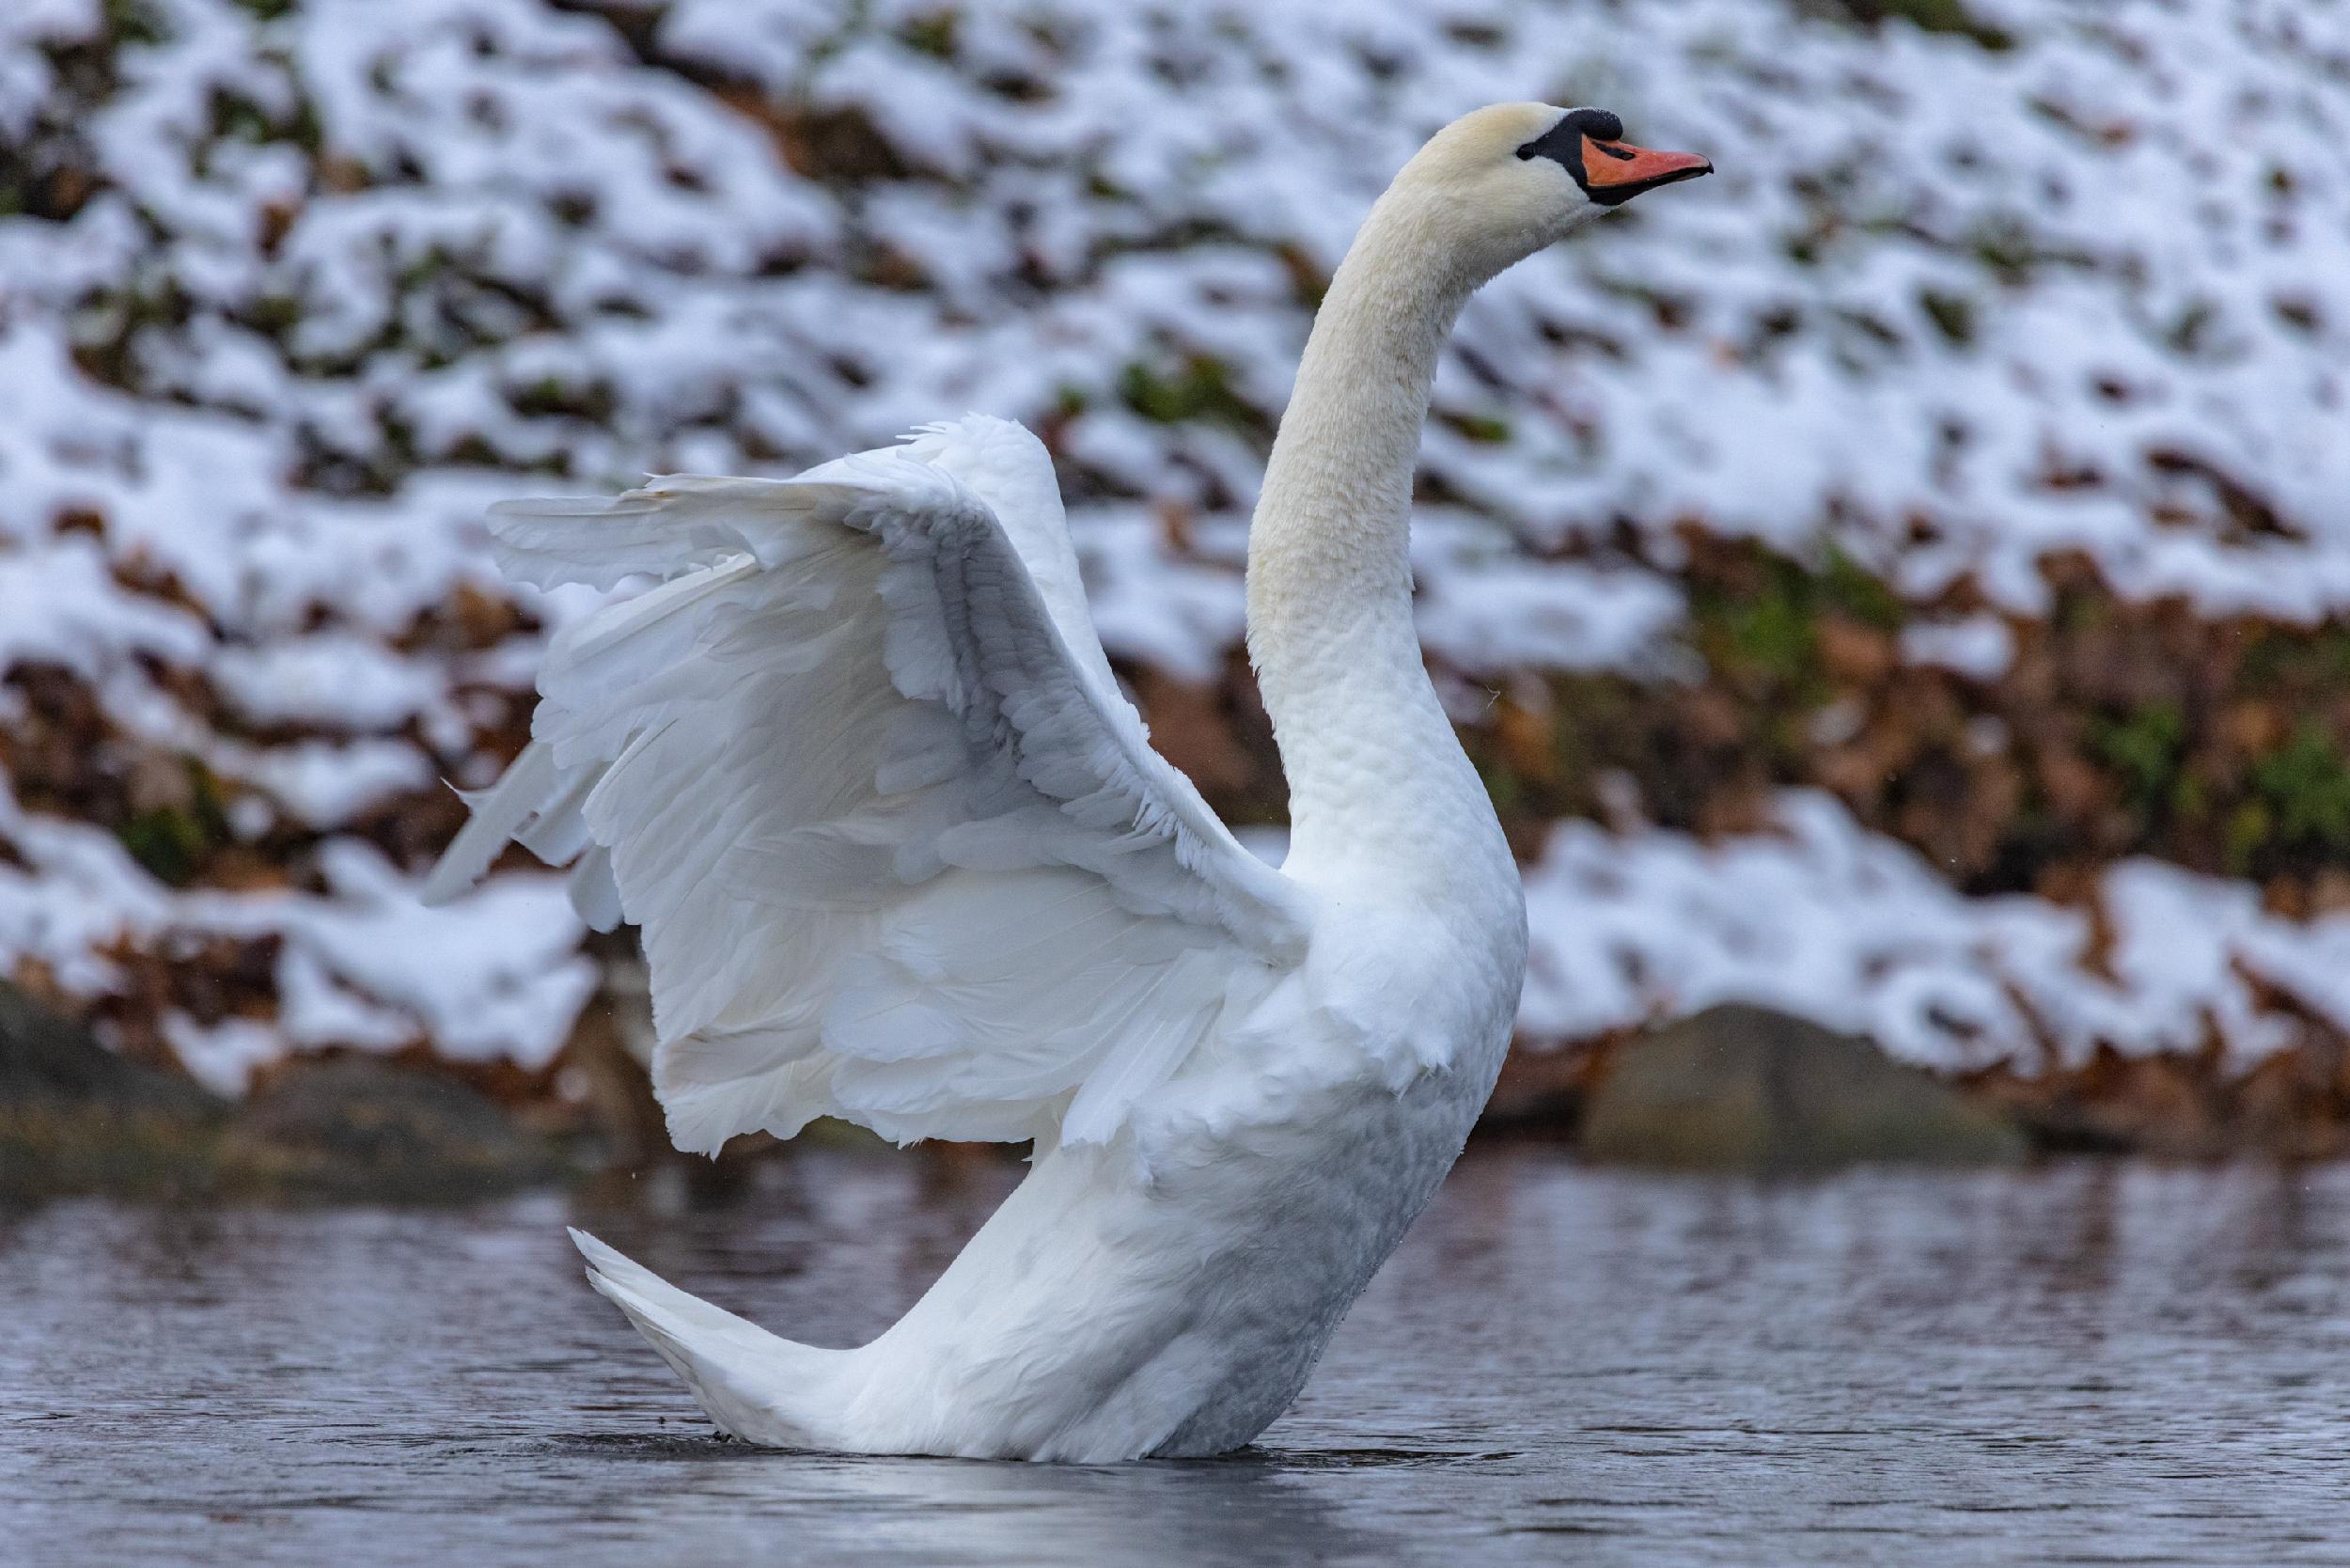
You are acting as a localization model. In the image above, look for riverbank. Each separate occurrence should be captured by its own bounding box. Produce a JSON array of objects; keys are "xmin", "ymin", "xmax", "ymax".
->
[{"xmin": 14, "ymin": 977, "xmax": 2350, "ymax": 1206}]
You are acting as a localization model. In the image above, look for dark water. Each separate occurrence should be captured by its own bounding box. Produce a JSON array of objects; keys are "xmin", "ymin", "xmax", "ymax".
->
[{"xmin": 5, "ymin": 1150, "xmax": 2349, "ymax": 1566}]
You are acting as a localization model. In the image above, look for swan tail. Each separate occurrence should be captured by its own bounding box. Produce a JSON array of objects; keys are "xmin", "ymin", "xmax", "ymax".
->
[{"xmin": 569, "ymin": 1228, "xmax": 846, "ymax": 1447}]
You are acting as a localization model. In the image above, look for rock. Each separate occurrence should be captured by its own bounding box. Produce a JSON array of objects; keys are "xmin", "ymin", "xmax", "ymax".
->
[
  {"xmin": 1481, "ymin": 1042, "xmax": 1596, "ymax": 1129},
  {"xmin": 219, "ymin": 1057, "xmax": 560, "ymax": 1201},
  {"xmin": 0, "ymin": 982, "xmax": 219, "ymax": 1114},
  {"xmin": 0, "ymin": 981, "xmax": 564, "ymax": 1200},
  {"xmin": 1579, "ymin": 1003, "xmax": 2027, "ymax": 1169},
  {"xmin": 0, "ymin": 981, "xmax": 228, "ymax": 1198}
]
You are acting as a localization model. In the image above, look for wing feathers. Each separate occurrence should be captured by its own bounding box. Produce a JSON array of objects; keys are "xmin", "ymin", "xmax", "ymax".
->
[
  {"xmin": 419, "ymin": 741, "xmax": 556, "ymax": 905},
  {"xmin": 428, "ymin": 416, "xmax": 1308, "ymax": 1152}
]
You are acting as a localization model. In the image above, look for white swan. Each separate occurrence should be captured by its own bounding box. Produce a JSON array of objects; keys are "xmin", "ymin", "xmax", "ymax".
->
[{"xmin": 426, "ymin": 102, "xmax": 1708, "ymax": 1461}]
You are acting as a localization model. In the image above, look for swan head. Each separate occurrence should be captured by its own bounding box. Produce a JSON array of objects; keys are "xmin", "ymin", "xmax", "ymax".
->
[{"xmin": 1389, "ymin": 103, "xmax": 1711, "ymax": 278}]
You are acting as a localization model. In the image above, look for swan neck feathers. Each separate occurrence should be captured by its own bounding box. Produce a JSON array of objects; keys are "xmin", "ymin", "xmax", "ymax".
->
[{"xmin": 1245, "ymin": 124, "xmax": 1537, "ymax": 886}]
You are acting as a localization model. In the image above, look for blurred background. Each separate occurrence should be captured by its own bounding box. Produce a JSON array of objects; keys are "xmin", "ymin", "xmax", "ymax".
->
[
  {"xmin": 10, "ymin": 4, "xmax": 2350, "ymax": 1561},
  {"xmin": 2, "ymin": 0, "xmax": 2348, "ymax": 1197}
]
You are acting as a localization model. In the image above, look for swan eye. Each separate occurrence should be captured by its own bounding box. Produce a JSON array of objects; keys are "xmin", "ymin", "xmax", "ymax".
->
[{"xmin": 1514, "ymin": 107, "xmax": 1624, "ymax": 164}]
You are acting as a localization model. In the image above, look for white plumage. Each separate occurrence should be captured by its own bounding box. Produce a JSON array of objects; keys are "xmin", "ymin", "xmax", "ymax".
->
[
  {"xmin": 426, "ymin": 102, "xmax": 1706, "ymax": 1460},
  {"xmin": 429, "ymin": 419, "xmax": 1304, "ymax": 1153}
]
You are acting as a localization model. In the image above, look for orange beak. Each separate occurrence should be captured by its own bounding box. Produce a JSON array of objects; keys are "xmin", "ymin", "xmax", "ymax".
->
[{"xmin": 1580, "ymin": 138, "xmax": 1713, "ymax": 205}]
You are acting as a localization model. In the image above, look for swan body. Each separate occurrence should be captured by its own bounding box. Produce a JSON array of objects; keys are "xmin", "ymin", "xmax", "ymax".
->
[{"xmin": 427, "ymin": 102, "xmax": 1708, "ymax": 1461}]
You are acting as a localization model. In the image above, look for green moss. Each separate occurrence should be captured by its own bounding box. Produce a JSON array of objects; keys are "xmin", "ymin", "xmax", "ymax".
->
[
  {"xmin": 2170, "ymin": 770, "xmax": 2208, "ymax": 824},
  {"xmin": 509, "ymin": 375, "xmax": 616, "ymax": 423},
  {"xmin": 1967, "ymin": 217, "xmax": 2043, "ymax": 282},
  {"xmin": 1117, "ymin": 354, "xmax": 1258, "ymax": 432},
  {"xmin": 2252, "ymin": 725, "xmax": 2350, "ymax": 854},
  {"xmin": 102, "ymin": 0, "xmax": 168, "ymax": 46},
  {"xmin": 2239, "ymin": 624, "xmax": 2350, "ymax": 691},
  {"xmin": 2057, "ymin": 588, "xmax": 2111, "ymax": 638},
  {"xmin": 2090, "ymin": 701, "xmax": 2186, "ymax": 816},
  {"xmin": 1445, "ymin": 413, "xmax": 1512, "ymax": 445},
  {"xmin": 208, "ymin": 88, "xmax": 277, "ymax": 145},
  {"xmin": 1727, "ymin": 582, "xmax": 1816, "ymax": 682},
  {"xmin": 1919, "ymin": 288, "xmax": 1977, "ymax": 346},
  {"xmin": 1820, "ymin": 545, "xmax": 1904, "ymax": 631},
  {"xmin": 395, "ymin": 246, "xmax": 453, "ymax": 293},
  {"xmin": 243, "ymin": 293, "xmax": 302, "ymax": 337},
  {"xmin": 898, "ymin": 10, "xmax": 962, "ymax": 61},
  {"xmin": 1694, "ymin": 555, "xmax": 1828, "ymax": 704},
  {"xmin": 1686, "ymin": 543, "xmax": 1904, "ymax": 711},
  {"xmin": 2224, "ymin": 800, "xmax": 2273, "ymax": 873},
  {"xmin": 117, "ymin": 760, "xmax": 230, "ymax": 886},
  {"xmin": 119, "ymin": 808, "xmax": 208, "ymax": 886}
]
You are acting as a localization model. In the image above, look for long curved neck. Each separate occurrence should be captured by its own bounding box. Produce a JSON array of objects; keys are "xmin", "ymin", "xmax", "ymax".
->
[{"xmin": 1246, "ymin": 198, "xmax": 1504, "ymax": 888}]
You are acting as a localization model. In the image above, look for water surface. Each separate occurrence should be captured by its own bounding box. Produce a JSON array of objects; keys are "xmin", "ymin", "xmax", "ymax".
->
[{"xmin": 5, "ymin": 1150, "xmax": 2348, "ymax": 1565}]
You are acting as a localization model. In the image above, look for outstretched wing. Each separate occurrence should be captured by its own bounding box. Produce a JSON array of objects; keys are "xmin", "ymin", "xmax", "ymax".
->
[{"xmin": 426, "ymin": 416, "xmax": 1308, "ymax": 1152}]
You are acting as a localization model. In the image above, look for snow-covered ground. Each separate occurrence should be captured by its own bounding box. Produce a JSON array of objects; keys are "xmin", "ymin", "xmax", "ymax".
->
[
  {"xmin": 1521, "ymin": 792, "xmax": 2350, "ymax": 1073},
  {"xmin": 2, "ymin": 0, "xmax": 2345, "ymax": 1085}
]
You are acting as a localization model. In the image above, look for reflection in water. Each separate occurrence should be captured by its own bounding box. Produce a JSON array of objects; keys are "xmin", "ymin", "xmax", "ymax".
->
[
  {"xmin": 5, "ymin": 1152, "xmax": 2350, "ymax": 1566},
  {"xmin": 541, "ymin": 1441, "xmax": 1407, "ymax": 1567}
]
